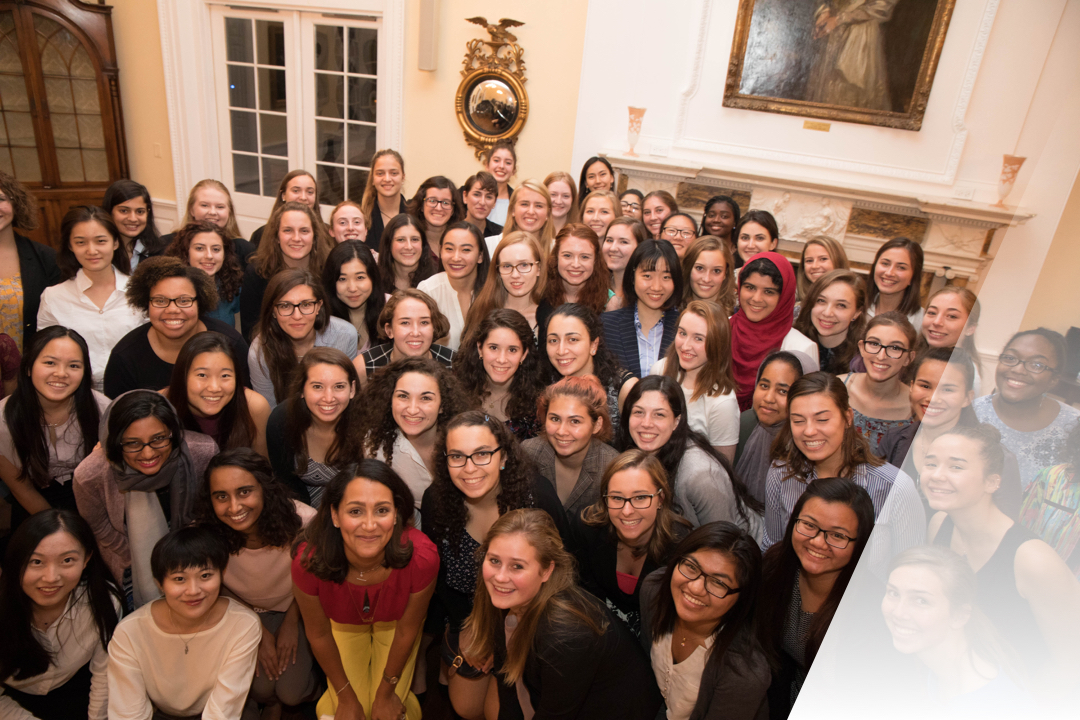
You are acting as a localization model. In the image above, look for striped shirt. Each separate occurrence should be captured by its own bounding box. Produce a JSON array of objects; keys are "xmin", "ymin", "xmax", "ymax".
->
[{"xmin": 762, "ymin": 460, "xmax": 926, "ymax": 576}]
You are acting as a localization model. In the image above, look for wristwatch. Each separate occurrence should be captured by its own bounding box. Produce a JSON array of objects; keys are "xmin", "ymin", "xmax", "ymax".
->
[{"xmin": 383, "ymin": 674, "xmax": 400, "ymax": 686}]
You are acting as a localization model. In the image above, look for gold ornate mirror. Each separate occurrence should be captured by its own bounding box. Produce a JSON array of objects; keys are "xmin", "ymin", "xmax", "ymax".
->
[{"xmin": 456, "ymin": 18, "xmax": 528, "ymax": 159}]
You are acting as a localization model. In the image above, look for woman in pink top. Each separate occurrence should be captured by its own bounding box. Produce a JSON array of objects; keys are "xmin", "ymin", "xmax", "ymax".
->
[{"xmin": 195, "ymin": 448, "xmax": 318, "ymax": 716}]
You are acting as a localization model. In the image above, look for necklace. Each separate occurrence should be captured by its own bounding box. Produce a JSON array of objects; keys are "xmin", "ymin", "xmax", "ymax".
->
[
  {"xmin": 353, "ymin": 560, "xmax": 385, "ymax": 581},
  {"xmin": 169, "ymin": 606, "xmax": 213, "ymax": 655}
]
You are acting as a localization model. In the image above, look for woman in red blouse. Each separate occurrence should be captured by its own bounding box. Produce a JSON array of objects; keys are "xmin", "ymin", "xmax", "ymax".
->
[{"xmin": 292, "ymin": 459, "xmax": 439, "ymax": 720}]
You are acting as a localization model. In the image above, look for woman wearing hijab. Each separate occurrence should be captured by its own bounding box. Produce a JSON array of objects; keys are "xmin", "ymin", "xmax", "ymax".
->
[
  {"xmin": 73, "ymin": 390, "xmax": 218, "ymax": 607},
  {"xmin": 729, "ymin": 252, "xmax": 818, "ymax": 411}
]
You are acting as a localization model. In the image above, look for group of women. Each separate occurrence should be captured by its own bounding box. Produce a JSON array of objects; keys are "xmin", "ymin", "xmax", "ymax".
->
[{"xmin": 0, "ymin": 145, "xmax": 1078, "ymax": 720}]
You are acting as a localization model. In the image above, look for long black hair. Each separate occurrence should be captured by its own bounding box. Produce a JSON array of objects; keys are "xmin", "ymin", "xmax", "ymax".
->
[
  {"xmin": 377, "ymin": 213, "xmax": 436, "ymax": 288},
  {"xmin": 56, "ymin": 205, "xmax": 130, "ymax": 280},
  {"xmin": 0, "ymin": 509, "xmax": 122, "ymax": 681},
  {"xmin": 166, "ymin": 331, "xmax": 255, "ymax": 450},
  {"xmin": 756, "ymin": 477, "xmax": 875, "ymax": 670},
  {"xmin": 102, "ymin": 179, "xmax": 167, "ymax": 257},
  {"xmin": 322, "ymin": 240, "xmax": 387, "ymax": 347},
  {"xmin": 4, "ymin": 326, "xmax": 100, "ymax": 488},
  {"xmin": 648, "ymin": 522, "xmax": 764, "ymax": 680},
  {"xmin": 194, "ymin": 448, "xmax": 304, "ymax": 554},
  {"xmin": 617, "ymin": 375, "xmax": 764, "ymax": 521},
  {"xmin": 104, "ymin": 390, "xmax": 185, "ymax": 470}
]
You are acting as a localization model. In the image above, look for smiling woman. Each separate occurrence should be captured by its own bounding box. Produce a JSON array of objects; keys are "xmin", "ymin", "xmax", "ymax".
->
[{"xmin": 164, "ymin": 220, "xmax": 246, "ymax": 326}]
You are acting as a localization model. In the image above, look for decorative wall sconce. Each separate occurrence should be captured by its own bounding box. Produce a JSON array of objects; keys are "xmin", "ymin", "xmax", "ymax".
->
[{"xmin": 455, "ymin": 17, "xmax": 529, "ymax": 160}]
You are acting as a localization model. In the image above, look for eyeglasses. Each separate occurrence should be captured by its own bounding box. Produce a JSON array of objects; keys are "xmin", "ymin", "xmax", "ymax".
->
[
  {"xmin": 425, "ymin": 197, "xmax": 454, "ymax": 209},
  {"xmin": 861, "ymin": 339, "xmax": 909, "ymax": 359},
  {"xmin": 497, "ymin": 261, "xmax": 537, "ymax": 275},
  {"xmin": 677, "ymin": 557, "xmax": 739, "ymax": 599},
  {"xmin": 662, "ymin": 227, "xmax": 695, "ymax": 240},
  {"xmin": 794, "ymin": 518, "xmax": 856, "ymax": 549},
  {"xmin": 445, "ymin": 447, "xmax": 502, "ymax": 468},
  {"xmin": 274, "ymin": 300, "xmax": 319, "ymax": 316},
  {"xmin": 604, "ymin": 492, "xmax": 661, "ymax": 510},
  {"xmin": 998, "ymin": 354, "xmax": 1055, "ymax": 375},
  {"xmin": 120, "ymin": 434, "xmax": 172, "ymax": 454},
  {"xmin": 149, "ymin": 295, "xmax": 196, "ymax": 309},
  {"xmin": 620, "ymin": 201, "xmax": 640, "ymax": 212}
]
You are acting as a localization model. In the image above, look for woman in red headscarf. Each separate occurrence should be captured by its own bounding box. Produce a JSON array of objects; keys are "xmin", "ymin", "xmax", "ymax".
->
[{"xmin": 730, "ymin": 252, "xmax": 819, "ymax": 410}]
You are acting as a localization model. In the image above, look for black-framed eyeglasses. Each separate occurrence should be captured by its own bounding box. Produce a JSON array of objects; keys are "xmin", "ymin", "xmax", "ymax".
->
[
  {"xmin": 425, "ymin": 197, "xmax": 453, "ymax": 209},
  {"xmin": 149, "ymin": 295, "xmax": 196, "ymax": 309},
  {"xmin": 794, "ymin": 518, "xmax": 856, "ymax": 549},
  {"xmin": 274, "ymin": 300, "xmax": 319, "ymax": 316},
  {"xmin": 677, "ymin": 557, "xmax": 739, "ymax": 599},
  {"xmin": 497, "ymin": 261, "xmax": 537, "ymax": 275},
  {"xmin": 998, "ymin": 354, "xmax": 1055, "ymax": 375},
  {"xmin": 662, "ymin": 227, "xmax": 695, "ymax": 240},
  {"xmin": 120, "ymin": 434, "xmax": 172, "ymax": 454},
  {"xmin": 620, "ymin": 201, "xmax": 641, "ymax": 211},
  {"xmin": 445, "ymin": 447, "xmax": 502, "ymax": 468},
  {"xmin": 604, "ymin": 491, "xmax": 661, "ymax": 510},
  {"xmin": 861, "ymin": 339, "xmax": 909, "ymax": 359}
]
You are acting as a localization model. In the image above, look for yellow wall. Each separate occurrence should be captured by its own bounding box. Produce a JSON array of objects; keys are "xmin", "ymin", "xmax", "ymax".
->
[
  {"xmin": 1021, "ymin": 170, "xmax": 1080, "ymax": 335},
  {"xmin": 110, "ymin": 0, "xmax": 176, "ymax": 202},
  {"xmin": 401, "ymin": 0, "xmax": 588, "ymax": 193}
]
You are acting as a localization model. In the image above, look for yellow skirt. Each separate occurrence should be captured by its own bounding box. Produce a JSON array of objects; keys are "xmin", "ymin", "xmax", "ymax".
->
[{"xmin": 317, "ymin": 620, "xmax": 422, "ymax": 720}]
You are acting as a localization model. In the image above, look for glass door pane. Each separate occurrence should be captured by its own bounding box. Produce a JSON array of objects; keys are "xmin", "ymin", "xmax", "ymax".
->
[{"xmin": 0, "ymin": 11, "xmax": 40, "ymax": 182}]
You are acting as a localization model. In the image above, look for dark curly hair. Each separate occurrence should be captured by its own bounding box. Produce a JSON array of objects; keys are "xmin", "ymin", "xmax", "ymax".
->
[
  {"xmin": 295, "ymin": 459, "xmax": 415, "ymax": 583},
  {"xmin": 164, "ymin": 221, "xmax": 243, "ymax": 302},
  {"xmin": 195, "ymin": 448, "xmax": 304, "ymax": 554},
  {"xmin": 56, "ymin": 206, "xmax": 130, "ymax": 280},
  {"xmin": 424, "ymin": 411, "xmax": 537, "ymax": 553},
  {"xmin": 456, "ymin": 309, "xmax": 544, "ymax": 435},
  {"xmin": 539, "ymin": 303, "xmax": 624, "ymax": 390},
  {"xmin": 125, "ymin": 255, "xmax": 219, "ymax": 314},
  {"xmin": 358, "ymin": 357, "xmax": 476, "ymax": 465},
  {"xmin": 0, "ymin": 170, "xmax": 38, "ymax": 231}
]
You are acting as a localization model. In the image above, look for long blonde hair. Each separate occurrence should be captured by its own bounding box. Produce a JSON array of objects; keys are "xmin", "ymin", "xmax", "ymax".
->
[
  {"xmin": 502, "ymin": 180, "xmax": 556, "ymax": 255},
  {"xmin": 180, "ymin": 179, "xmax": 242, "ymax": 240},
  {"xmin": 797, "ymin": 236, "xmax": 850, "ymax": 302},
  {"xmin": 461, "ymin": 509, "xmax": 605, "ymax": 685},
  {"xmin": 360, "ymin": 149, "xmax": 405, "ymax": 228}
]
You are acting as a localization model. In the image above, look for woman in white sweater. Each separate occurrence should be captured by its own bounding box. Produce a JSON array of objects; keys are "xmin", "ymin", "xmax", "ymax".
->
[{"xmin": 107, "ymin": 526, "xmax": 261, "ymax": 720}]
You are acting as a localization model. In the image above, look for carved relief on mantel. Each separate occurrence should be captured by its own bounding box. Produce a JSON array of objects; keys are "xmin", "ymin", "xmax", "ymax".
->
[
  {"xmin": 604, "ymin": 151, "xmax": 1033, "ymax": 291},
  {"xmin": 748, "ymin": 188, "xmax": 853, "ymax": 243}
]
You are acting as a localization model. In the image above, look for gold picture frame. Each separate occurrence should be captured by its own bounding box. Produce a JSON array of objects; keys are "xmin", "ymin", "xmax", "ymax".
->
[
  {"xmin": 456, "ymin": 18, "xmax": 529, "ymax": 159},
  {"xmin": 722, "ymin": 0, "xmax": 956, "ymax": 131}
]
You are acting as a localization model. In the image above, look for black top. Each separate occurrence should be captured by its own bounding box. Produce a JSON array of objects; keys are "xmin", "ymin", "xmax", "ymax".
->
[
  {"xmin": 249, "ymin": 224, "xmax": 266, "ymax": 248},
  {"xmin": 363, "ymin": 196, "xmax": 408, "ymax": 253},
  {"xmin": 879, "ymin": 421, "xmax": 1024, "ymax": 519},
  {"xmin": 566, "ymin": 515, "xmax": 687, "ymax": 637},
  {"xmin": 238, "ymin": 264, "xmax": 270, "ymax": 342},
  {"xmin": 419, "ymin": 474, "xmax": 568, "ymax": 633},
  {"xmin": 481, "ymin": 219, "xmax": 504, "ymax": 238},
  {"xmin": 265, "ymin": 400, "xmax": 314, "ymax": 505},
  {"xmin": 158, "ymin": 233, "xmax": 256, "ymax": 271},
  {"xmin": 102, "ymin": 317, "xmax": 250, "ymax": 399},
  {"xmin": 600, "ymin": 305, "xmax": 680, "ymax": 378},
  {"xmin": 14, "ymin": 233, "xmax": 61, "ymax": 344},
  {"xmin": 933, "ymin": 516, "xmax": 1046, "ymax": 670},
  {"xmin": 494, "ymin": 590, "xmax": 662, "ymax": 720},
  {"xmin": 534, "ymin": 300, "xmax": 556, "ymax": 342},
  {"xmin": 639, "ymin": 570, "xmax": 770, "ymax": 720}
]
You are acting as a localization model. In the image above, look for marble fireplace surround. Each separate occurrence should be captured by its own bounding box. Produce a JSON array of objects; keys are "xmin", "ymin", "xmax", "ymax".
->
[{"xmin": 605, "ymin": 151, "xmax": 1034, "ymax": 296}]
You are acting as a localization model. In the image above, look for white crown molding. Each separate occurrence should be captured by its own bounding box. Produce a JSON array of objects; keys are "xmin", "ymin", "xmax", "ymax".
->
[{"xmin": 668, "ymin": 0, "xmax": 1000, "ymax": 185}]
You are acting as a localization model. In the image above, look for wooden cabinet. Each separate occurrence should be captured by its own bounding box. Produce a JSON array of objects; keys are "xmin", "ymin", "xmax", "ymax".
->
[{"xmin": 0, "ymin": 0, "xmax": 127, "ymax": 248}]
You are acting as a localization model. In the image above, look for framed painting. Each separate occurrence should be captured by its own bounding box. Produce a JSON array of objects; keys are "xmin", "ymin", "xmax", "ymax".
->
[{"xmin": 723, "ymin": 0, "xmax": 956, "ymax": 130}]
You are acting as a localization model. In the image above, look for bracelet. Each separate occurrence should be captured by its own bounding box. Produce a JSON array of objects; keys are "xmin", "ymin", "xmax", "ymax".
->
[{"xmin": 336, "ymin": 681, "xmax": 352, "ymax": 695}]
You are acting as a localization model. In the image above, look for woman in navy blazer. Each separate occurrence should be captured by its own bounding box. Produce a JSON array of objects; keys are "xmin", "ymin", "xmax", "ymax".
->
[{"xmin": 601, "ymin": 239, "xmax": 682, "ymax": 378}]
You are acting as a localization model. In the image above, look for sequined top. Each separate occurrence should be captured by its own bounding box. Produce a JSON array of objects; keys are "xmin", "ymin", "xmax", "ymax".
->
[{"xmin": 0, "ymin": 275, "xmax": 24, "ymax": 351}]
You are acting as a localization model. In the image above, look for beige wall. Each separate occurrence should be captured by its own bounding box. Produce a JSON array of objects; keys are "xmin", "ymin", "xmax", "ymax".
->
[
  {"xmin": 1021, "ymin": 171, "xmax": 1080, "ymax": 336},
  {"xmin": 401, "ymin": 0, "xmax": 588, "ymax": 194},
  {"xmin": 110, "ymin": 0, "xmax": 176, "ymax": 202}
]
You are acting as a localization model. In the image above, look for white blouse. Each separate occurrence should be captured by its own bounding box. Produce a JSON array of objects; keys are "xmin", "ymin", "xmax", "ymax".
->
[
  {"xmin": 650, "ymin": 632, "xmax": 713, "ymax": 720},
  {"xmin": 36, "ymin": 270, "xmax": 146, "ymax": 392},
  {"xmin": 416, "ymin": 272, "xmax": 467, "ymax": 351},
  {"xmin": 375, "ymin": 430, "xmax": 432, "ymax": 520},
  {"xmin": 649, "ymin": 358, "xmax": 739, "ymax": 446},
  {"xmin": 107, "ymin": 598, "xmax": 261, "ymax": 720},
  {"xmin": 780, "ymin": 327, "xmax": 820, "ymax": 368},
  {"xmin": 0, "ymin": 588, "xmax": 118, "ymax": 720}
]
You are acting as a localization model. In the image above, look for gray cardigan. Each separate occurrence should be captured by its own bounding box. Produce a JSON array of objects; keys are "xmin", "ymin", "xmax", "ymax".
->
[
  {"xmin": 639, "ymin": 569, "xmax": 770, "ymax": 720},
  {"xmin": 521, "ymin": 436, "xmax": 617, "ymax": 522}
]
